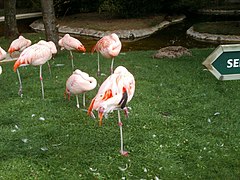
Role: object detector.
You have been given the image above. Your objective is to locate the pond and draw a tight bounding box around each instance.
[75,14,229,51]
[75,18,218,52]
[0,18,38,37]
[1,14,238,51]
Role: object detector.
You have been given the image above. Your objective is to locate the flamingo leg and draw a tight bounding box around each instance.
[111,57,115,74]
[123,107,129,118]
[70,50,74,71]
[39,65,44,99]
[47,61,52,77]
[76,95,80,108]
[16,68,23,97]
[97,52,100,76]
[83,93,86,107]
[118,110,128,156]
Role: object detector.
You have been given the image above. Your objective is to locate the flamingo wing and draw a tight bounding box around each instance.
[88,66,135,122]
[95,36,114,58]
[67,70,97,95]
[59,34,86,52]
[94,33,122,58]
[8,36,31,53]
[13,44,52,71]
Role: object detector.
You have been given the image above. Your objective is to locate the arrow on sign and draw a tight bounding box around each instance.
[203,44,240,80]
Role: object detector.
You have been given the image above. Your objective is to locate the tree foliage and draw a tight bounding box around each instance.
[98,0,165,18]
[12,0,237,19]
[98,0,211,17]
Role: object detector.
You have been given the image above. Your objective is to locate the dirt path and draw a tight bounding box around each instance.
[57,12,166,31]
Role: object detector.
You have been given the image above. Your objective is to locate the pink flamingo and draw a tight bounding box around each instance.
[8,35,32,96]
[0,46,7,60]
[0,47,6,75]
[58,34,86,70]
[13,40,57,99]
[88,66,135,156]
[8,35,32,55]
[91,33,122,76]
[37,40,57,76]
[65,69,97,108]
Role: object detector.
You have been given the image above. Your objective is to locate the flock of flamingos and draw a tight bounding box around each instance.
[0,33,135,156]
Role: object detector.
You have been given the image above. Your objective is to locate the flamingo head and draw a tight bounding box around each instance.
[77,44,86,52]
[8,47,16,54]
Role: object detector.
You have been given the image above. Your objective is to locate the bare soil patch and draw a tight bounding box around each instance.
[58,12,166,31]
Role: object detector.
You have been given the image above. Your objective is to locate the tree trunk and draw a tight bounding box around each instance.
[40,0,59,50]
[4,0,19,40]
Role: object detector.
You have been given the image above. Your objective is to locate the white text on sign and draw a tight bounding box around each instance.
[227,59,240,68]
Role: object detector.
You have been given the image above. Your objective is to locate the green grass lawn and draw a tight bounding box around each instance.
[0,34,240,179]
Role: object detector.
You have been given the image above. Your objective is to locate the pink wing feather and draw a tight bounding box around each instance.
[13,44,52,71]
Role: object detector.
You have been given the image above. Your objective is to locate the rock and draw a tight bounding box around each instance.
[153,46,192,59]
[186,26,240,43]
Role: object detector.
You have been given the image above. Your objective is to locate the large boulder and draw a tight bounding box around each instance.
[153,46,192,59]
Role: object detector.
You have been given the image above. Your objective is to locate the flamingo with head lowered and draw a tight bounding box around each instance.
[8,35,32,96]
[91,33,122,76]
[65,69,97,108]
[88,66,135,156]
[0,47,7,75]
[13,40,57,99]
[58,34,86,71]
[0,46,6,60]
[8,35,32,56]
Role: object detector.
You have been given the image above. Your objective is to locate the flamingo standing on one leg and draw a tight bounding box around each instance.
[91,33,122,76]
[8,35,32,56]
[58,34,86,71]
[88,66,135,156]
[0,46,7,60]
[8,35,32,96]
[65,69,97,108]
[13,41,57,99]
[37,40,58,76]
[0,47,7,75]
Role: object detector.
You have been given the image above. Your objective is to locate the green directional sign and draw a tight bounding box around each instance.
[203,44,240,80]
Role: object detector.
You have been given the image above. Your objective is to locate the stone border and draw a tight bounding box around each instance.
[30,15,186,40]
[186,26,240,43]
[0,12,42,22]
[198,9,240,16]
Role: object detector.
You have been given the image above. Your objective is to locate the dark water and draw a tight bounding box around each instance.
[1,14,239,51]
[77,19,218,52]
[121,21,217,51]
[0,18,39,37]
[119,14,240,51]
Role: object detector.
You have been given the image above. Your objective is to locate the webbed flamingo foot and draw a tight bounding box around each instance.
[120,150,129,156]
